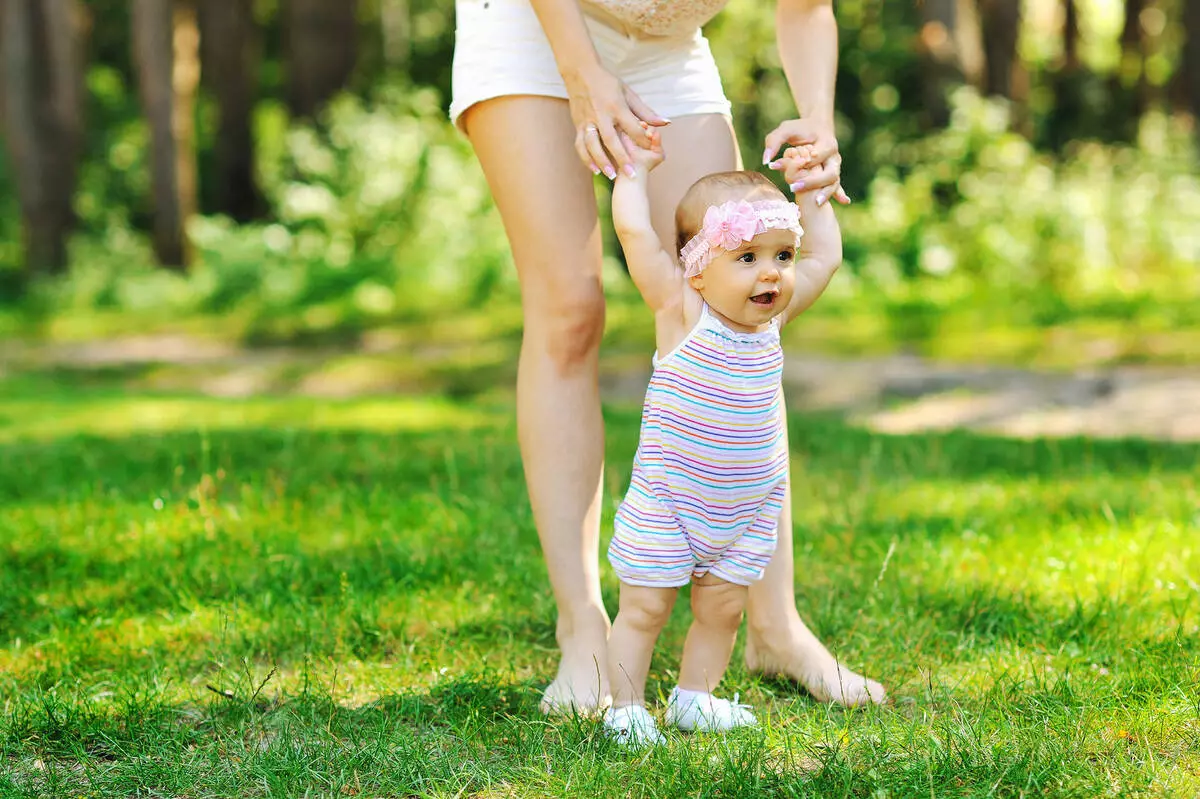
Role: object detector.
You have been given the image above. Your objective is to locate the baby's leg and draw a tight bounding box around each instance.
[679,575,749,693]
[608,583,677,708]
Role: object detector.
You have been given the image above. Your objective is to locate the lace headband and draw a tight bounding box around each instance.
[679,199,803,278]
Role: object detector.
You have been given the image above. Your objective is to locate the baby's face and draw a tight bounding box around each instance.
[688,228,797,332]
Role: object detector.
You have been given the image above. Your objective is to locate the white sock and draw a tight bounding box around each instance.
[672,686,712,706]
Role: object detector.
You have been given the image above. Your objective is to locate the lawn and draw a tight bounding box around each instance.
[1,377,1198,797]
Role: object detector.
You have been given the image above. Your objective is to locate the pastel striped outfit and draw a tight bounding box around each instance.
[608,304,788,587]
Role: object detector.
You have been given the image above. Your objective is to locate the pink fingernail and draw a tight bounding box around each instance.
[762,148,773,165]
[603,166,616,180]
[768,160,782,170]
[816,193,826,206]
[624,164,636,178]
[590,164,601,175]
[790,181,805,192]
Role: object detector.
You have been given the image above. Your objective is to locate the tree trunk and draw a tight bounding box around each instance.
[1048,0,1087,151]
[1183,0,1200,121]
[1119,0,1149,118]
[0,0,85,275]
[131,0,199,269]
[283,0,359,119]
[1063,0,1080,70]
[917,0,963,128]
[199,0,264,222]
[977,0,1024,100]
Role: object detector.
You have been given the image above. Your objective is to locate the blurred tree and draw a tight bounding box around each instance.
[917,0,965,127]
[1117,0,1150,120]
[284,0,358,119]
[1045,0,1088,151]
[978,0,1025,100]
[1183,0,1200,121]
[0,0,86,274]
[132,0,199,268]
[199,0,265,221]
[1063,0,1080,71]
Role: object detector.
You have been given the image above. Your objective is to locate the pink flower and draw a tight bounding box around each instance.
[702,200,760,251]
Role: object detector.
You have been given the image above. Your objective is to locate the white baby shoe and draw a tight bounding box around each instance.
[603,704,666,748]
[665,686,757,732]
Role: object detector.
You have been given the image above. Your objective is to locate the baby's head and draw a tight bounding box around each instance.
[675,171,803,330]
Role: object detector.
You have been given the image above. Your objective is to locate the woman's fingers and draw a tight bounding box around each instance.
[597,119,636,177]
[582,122,617,179]
[623,86,670,129]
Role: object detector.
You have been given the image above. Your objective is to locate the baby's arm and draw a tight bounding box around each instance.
[611,130,683,314]
[782,182,843,325]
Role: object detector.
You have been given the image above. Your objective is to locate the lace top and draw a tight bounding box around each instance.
[581,0,729,37]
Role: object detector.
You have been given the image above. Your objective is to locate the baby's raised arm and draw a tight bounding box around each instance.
[611,130,683,314]
[782,182,843,325]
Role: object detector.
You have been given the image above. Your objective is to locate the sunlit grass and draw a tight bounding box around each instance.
[2,383,1198,797]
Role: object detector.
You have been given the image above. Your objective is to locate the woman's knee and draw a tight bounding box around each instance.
[525,280,606,369]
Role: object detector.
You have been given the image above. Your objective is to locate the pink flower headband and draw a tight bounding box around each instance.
[679,199,803,277]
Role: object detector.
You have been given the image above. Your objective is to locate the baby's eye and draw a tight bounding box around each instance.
[777,250,794,262]
[737,252,756,264]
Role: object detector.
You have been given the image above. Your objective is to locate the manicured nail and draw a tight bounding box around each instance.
[790,181,805,192]
[762,148,773,165]
[816,193,826,206]
[590,163,601,175]
[603,165,616,180]
[768,160,782,170]
[624,164,636,178]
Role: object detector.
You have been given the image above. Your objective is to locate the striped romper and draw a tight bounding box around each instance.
[608,304,788,588]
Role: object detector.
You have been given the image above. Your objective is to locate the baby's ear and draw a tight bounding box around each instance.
[687,273,705,292]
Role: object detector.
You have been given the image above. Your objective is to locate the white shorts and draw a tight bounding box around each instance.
[450,0,731,133]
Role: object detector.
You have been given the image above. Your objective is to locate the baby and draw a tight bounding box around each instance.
[603,129,842,746]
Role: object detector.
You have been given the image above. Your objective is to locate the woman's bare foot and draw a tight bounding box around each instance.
[538,616,612,716]
[744,618,886,708]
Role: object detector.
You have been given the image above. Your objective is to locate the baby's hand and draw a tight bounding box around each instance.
[619,124,664,174]
[776,145,820,195]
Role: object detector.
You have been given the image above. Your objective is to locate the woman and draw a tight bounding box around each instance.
[451,0,884,712]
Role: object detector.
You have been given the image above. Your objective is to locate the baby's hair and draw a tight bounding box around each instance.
[674,171,787,256]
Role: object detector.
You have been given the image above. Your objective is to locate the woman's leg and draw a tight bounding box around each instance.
[744,481,887,706]
[464,96,611,713]
[647,114,886,707]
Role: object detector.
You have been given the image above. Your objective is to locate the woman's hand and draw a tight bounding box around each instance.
[565,63,669,180]
[762,117,850,207]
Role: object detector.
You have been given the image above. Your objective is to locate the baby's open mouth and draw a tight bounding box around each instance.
[749,292,777,306]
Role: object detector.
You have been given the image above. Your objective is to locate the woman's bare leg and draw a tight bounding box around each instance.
[647,114,886,707]
[465,96,611,713]
[745,480,886,706]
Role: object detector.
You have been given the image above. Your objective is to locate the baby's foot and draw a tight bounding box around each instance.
[744,630,886,708]
[665,687,757,732]
[603,704,666,748]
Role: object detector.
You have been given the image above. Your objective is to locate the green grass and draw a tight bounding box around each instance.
[1,378,1199,797]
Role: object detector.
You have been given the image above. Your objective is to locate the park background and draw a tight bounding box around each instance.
[1,1,1198,796]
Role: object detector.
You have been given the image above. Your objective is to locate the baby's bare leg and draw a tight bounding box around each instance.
[608,584,677,708]
[678,575,749,693]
